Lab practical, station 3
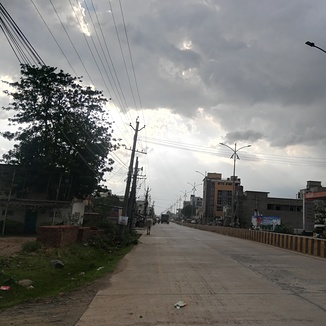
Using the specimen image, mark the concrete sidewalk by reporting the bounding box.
[77,226,188,326]
[76,223,326,326]
[76,224,203,325]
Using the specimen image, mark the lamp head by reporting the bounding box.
[305,41,315,47]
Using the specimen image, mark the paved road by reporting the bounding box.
[77,223,326,325]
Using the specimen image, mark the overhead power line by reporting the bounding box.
[0,3,45,66]
[140,137,326,168]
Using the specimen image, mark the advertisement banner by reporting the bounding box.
[251,216,281,231]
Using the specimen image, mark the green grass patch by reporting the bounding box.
[0,235,138,309]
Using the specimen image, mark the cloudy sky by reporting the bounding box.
[1,0,326,214]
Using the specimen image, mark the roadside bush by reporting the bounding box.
[88,233,116,251]
[88,226,139,251]
[21,240,43,252]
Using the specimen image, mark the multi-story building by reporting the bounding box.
[202,173,242,224]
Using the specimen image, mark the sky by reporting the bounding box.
[1,0,326,215]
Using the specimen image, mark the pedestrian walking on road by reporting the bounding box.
[146,217,153,235]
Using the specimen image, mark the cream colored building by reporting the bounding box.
[202,173,242,224]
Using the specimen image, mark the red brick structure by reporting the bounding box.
[77,227,92,243]
[37,226,80,248]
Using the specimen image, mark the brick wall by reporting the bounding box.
[37,226,80,248]
[77,227,92,243]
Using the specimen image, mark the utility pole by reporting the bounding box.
[122,117,145,219]
[143,187,150,219]
[127,157,139,232]
[1,169,16,236]
[151,201,155,219]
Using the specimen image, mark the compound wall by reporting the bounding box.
[184,224,326,258]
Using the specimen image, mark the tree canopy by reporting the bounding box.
[182,204,193,219]
[1,64,120,198]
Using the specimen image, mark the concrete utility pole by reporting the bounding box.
[122,117,145,219]
[143,187,150,219]
[127,157,139,232]
[1,169,16,236]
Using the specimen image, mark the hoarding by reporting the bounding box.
[251,216,281,231]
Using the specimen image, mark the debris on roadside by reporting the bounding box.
[50,259,64,269]
[0,285,10,291]
[174,300,187,309]
[18,279,33,287]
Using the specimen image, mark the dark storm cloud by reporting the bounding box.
[2,0,326,150]
[225,130,265,144]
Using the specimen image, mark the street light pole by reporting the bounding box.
[220,142,251,226]
[187,182,197,218]
[196,170,207,224]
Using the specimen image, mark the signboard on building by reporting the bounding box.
[251,216,281,231]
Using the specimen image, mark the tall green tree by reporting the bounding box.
[314,201,326,225]
[1,64,120,198]
[182,204,193,219]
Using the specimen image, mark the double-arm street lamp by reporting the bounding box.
[187,182,197,218]
[220,142,251,226]
[187,182,202,219]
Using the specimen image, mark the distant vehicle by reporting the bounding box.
[161,213,169,224]
[314,224,325,238]
[191,220,196,224]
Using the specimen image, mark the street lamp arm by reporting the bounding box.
[305,41,326,54]
[220,143,251,154]
[236,144,252,152]
[196,170,206,179]
[220,142,234,152]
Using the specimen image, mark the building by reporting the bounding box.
[241,191,303,231]
[0,164,74,235]
[202,173,242,225]
[199,173,325,232]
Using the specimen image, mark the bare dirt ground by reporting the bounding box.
[0,236,117,326]
[0,236,36,256]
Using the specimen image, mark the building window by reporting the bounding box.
[216,205,223,212]
[217,190,231,206]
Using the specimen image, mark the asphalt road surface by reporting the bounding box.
[77,223,326,326]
